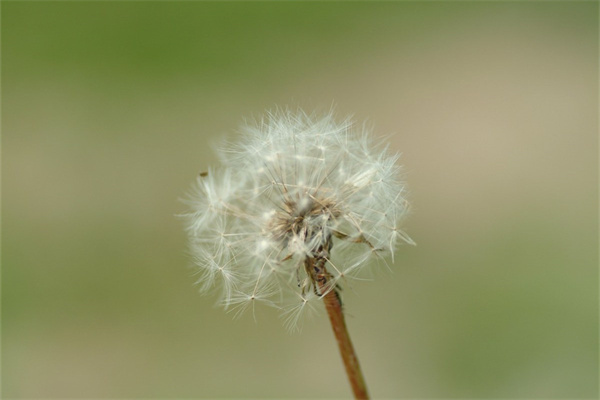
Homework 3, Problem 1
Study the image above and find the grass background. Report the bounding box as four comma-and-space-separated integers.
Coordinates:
2, 1, 598, 398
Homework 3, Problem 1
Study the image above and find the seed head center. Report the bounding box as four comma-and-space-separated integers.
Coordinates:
267, 193, 340, 255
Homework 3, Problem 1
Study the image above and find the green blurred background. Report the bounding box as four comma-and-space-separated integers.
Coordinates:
2, 2, 598, 398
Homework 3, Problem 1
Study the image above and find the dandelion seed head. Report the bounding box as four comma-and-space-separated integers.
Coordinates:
183, 109, 413, 328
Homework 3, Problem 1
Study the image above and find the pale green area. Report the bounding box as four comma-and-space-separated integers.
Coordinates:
2, 2, 598, 398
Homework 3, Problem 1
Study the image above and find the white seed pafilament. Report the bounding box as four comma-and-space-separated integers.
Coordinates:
182, 109, 414, 328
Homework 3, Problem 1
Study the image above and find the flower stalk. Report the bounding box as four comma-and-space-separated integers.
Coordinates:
316, 259, 369, 399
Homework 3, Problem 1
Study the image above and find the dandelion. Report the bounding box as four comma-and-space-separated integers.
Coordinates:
182, 109, 413, 399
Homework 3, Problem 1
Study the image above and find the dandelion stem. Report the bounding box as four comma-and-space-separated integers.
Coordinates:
319, 277, 369, 399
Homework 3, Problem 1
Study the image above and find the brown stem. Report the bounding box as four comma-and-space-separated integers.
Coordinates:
319, 281, 369, 399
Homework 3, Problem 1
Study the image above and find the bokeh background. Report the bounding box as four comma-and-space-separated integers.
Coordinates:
2, 2, 598, 399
